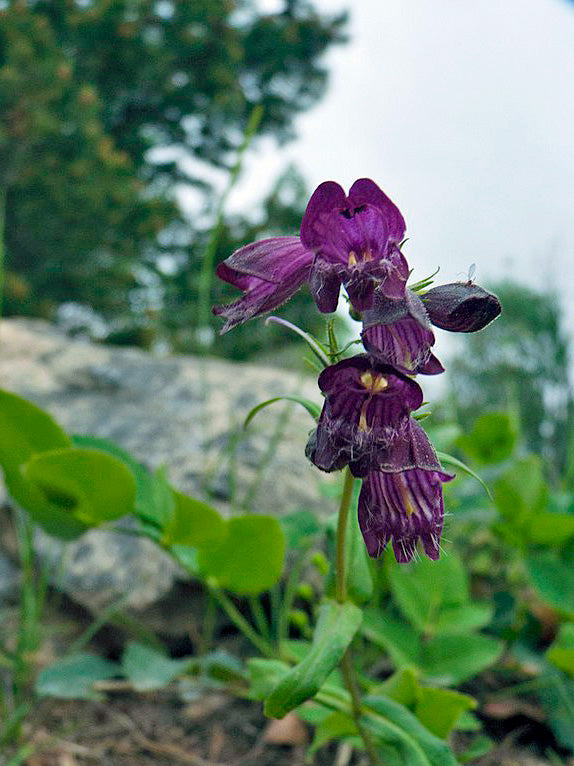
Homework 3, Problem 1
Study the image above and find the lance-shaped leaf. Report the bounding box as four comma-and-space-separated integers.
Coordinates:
265, 599, 363, 718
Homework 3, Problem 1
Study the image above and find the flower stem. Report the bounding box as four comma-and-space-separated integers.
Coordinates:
335, 468, 383, 766
335, 467, 355, 604
208, 584, 275, 659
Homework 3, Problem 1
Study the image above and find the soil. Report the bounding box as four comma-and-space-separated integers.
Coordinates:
4, 691, 564, 766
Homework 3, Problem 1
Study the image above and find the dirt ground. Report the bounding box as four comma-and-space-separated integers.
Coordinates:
2, 689, 567, 766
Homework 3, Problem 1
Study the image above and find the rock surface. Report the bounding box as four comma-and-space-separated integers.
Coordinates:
0, 319, 329, 622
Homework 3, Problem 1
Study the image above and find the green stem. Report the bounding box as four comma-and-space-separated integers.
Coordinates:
335, 467, 355, 604
208, 585, 275, 659
249, 596, 271, 641
334, 468, 383, 766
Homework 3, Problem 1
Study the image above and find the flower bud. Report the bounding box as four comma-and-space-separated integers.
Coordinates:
421, 283, 501, 333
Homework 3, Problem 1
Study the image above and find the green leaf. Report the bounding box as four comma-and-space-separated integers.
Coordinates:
0, 390, 84, 538
199, 515, 285, 595
526, 551, 574, 615
280, 509, 322, 550
414, 687, 477, 738
170, 545, 199, 575
456, 412, 516, 464
161, 491, 226, 549
36, 653, 118, 700
121, 642, 193, 691
361, 608, 422, 669
265, 600, 363, 718
247, 658, 290, 700
364, 695, 459, 766
436, 450, 492, 500
388, 553, 491, 637
244, 395, 321, 429
72, 434, 169, 529
374, 668, 419, 707
419, 633, 504, 685
24, 447, 136, 527
493, 455, 547, 529
310, 711, 358, 755
547, 624, 574, 677
525, 512, 574, 546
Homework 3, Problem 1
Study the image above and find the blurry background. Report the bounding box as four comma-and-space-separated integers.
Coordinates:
1, 0, 573, 473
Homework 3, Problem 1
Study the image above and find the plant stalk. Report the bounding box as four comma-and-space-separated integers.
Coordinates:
335, 467, 383, 766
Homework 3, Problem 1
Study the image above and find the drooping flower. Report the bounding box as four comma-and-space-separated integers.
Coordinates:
420, 282, 502, 333
213, 179, 410, 330
305, 355, 424, 477
358, 467, 453, 562
301, 178, 409, 312
213, 237, 314, 333
361, 289, 444, 375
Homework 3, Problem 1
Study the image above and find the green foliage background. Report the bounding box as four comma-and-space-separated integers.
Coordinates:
0, 0, 347, 354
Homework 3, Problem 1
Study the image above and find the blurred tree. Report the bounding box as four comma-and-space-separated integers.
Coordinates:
0, 0, 347, 341
448, 282, 573, 478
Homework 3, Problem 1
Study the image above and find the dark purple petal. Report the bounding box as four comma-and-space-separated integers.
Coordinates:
308, 356, 424, 476
300, 182, 348, 249
220, 236, 313, 284
348, 178, 406, 244
213, 238, 313, 332
421, 283, 502, 333
308, 258, 343, 313
301, 180, 409, 312
376, 250, 410, 300
362, 290, 444, 375
358, 468, 453, 562
375, 419, 446, 473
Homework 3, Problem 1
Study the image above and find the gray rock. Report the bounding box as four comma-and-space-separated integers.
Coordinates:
0, 319, 331, 624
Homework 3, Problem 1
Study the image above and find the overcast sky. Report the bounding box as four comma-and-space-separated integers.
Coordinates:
229, 0, 574, 337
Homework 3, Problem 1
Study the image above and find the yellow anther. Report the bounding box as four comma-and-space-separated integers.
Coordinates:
397, 474, 417, 516
360, 371, 388, 393
348, 251, 357, 266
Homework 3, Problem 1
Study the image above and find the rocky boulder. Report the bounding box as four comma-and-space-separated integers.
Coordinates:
0, 319, 330, 626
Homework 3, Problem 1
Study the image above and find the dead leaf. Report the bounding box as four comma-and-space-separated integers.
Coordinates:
262, 713, 309, 746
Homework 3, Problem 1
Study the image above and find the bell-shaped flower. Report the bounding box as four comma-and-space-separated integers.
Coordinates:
213, 237, 314, 333
361, 289, 444, 375
305, 355, 424, 478
301, 178, 409, 313
358, 466, 453, 563
420, 282, 502, 333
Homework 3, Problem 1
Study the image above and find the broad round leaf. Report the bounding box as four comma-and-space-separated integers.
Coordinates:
0, 390, 87, 538
161, 491, 226, 549
25, 447, 136, 527
199, 515, 285, 595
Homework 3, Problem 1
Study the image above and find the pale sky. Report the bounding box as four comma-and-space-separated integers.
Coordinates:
228, 0, 574, 337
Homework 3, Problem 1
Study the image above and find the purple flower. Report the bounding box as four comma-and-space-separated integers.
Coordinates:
361, 289, 444, 375
421, 282, 502, 333
358, 467, 453, 563
213, 237, 314, 333
301, 179, 409, 313
305, 355, 424, 477
213, 178, 410, 329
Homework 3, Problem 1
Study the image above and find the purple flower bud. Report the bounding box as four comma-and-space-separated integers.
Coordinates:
420, 283, 502, 333
358, 467, 453, 562
361, 289, 444, 375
